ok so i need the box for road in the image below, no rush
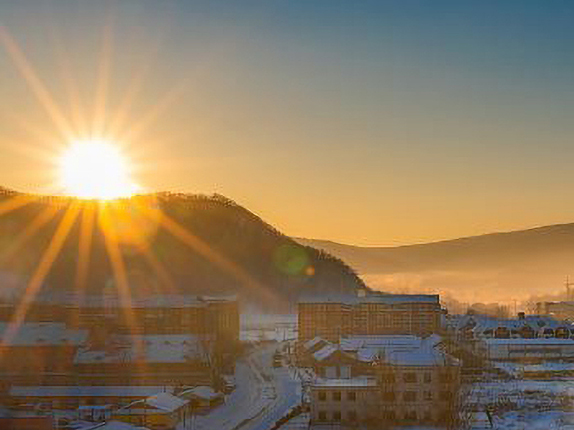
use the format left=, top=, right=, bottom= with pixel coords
left=179, top=342, right=301, bottom=430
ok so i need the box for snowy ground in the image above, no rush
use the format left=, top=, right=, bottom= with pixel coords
left=468, top=377, right=574, bottom=429
left=493, top=361, right=574, bottom=378
left=178, top=341, right=302, bottom=430
left=240, top=314, right=297, bottom=343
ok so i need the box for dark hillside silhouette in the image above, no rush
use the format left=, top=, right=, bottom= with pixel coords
left=0, top=188, right=365, bottom=309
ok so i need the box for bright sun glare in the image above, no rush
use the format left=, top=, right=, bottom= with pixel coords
left=59, top=139, right=139, bottom=200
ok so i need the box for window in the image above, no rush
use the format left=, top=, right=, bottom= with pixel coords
left=424, top=391, right=433, bottom=401
left=333, top=411, right=341, bottom=421
left=318, top=411, right=327, bottom=421
left=403, top=391, right=417, bottom=402
left=424, top=372, right=432, bottom=383
left=318, top=392, right=327, bottom=401
left=348, top=410, right=357, bottom=421
left=381, top=391, right=395, bottom=401
left=380, top=372, right=395, bottom=383
left=347, top=391, right=356, bottom=401
left=439, top=372, right=452, bottom=383
left=333, top=391, right=342, bottom=401
left=404, top=410, right=418, bottom=420
left=403, top=372, right=417, bottom=383
left=383, top=411, right=396, bottom=420
left=440, top=391, right=453, bottom=401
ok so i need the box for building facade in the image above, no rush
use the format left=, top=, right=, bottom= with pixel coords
left=299, top=293, right=442, bottom=343
left=308, top=334, right=461, bottom=427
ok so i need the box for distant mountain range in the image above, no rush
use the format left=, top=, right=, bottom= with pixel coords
left=297, top=224, right=574, bottom=303
left=0, top=188, right=364, bottom=310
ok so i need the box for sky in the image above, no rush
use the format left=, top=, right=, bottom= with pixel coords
left=1, top=0, right=574, bottom=246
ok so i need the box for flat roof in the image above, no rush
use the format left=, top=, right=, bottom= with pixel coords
left=0, top=323, right=88, bottom=346
left=299, top=293, right=439, bottom=305
left=484, top=338, right=574, bottom=345
left=9, top=386, right=172, bottom=397
left=74, top=334, right=205, bottom=364
left=313, top=378, right=377, bottom=388
left=28, top=293, right=237, bottom=308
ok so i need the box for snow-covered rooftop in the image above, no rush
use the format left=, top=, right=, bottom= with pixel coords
left=299, top=293, right=439, bottom=305
left=455, top=314, right=570, bottom=335
left=313, top=344, right=339, bottom=361
left=144, top=392, right=188, bottom=412
left=313, top=377, right=377, bottom=388
left=340, top=334, right=454, bottom=367
left=385, top=345, right=455, bottom=367
left=181, top=386, right=222, bottom=401
left=340, top=335, right=422, bottom=352
left=303, top=336, right=326, bottom=351
left=483, top=338, right=574, bottom=345
left=31, top=293, right=236, bottom=308
left=74, top=334, right=206, bottom=364
left=9, top=386, right=172, bottom=397
left=0, top=322, right=88, bottom=346
left=83, top=421, right=150, bottom=430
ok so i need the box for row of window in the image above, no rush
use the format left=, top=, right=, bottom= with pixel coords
left=317, top=410, right=357, bottom=422
left=318, top=391, right=356, bottom=402
left=318, top=389, right=453, bottom=403
left=317, top=409, right=440, bottom=422
left=381, top=410, right=434, bottom=421
left=379, top=372, right=454, bottom=383
left=381, top=390, right=452, bottom=401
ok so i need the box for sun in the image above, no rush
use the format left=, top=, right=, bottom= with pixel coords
left=58, top=139, right=139, bottom=200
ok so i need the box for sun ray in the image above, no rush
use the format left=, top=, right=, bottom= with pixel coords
left=0, top=26, right=75, bottom=141
left=111, top=199, right=177, bottom=293
left=98, top=204, right=148, bottom=374
left=0, top=203, right=80, bottom=350
left=98, top=204, right=141, bottom=338
left=138, top=203, right=276, bottom=303
left=0, top=204, right=60, bottom=265
left=106, top=202, right=177, bottom=295
left=74, top=202, right=96, bottom=292
left=119, top=81, right=187, bottom=147
left=0, top=193, right=37, bottom=218
left=0, top=110, right=65, bottom=160
left=92, top=10, right=115, bottom=136
left=48, top=25, right=89, bottom=138
left=105, top=34, right=165, bottom=140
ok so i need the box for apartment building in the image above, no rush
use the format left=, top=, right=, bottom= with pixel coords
left=299, top=292, right=442, bottom=343
left=0, top=294, right=239, bottom=364
left=0, top=323, right=88, bottom=389
left=450, top=314, right=574, bottom=362
left=536, top=301, right=574, bottom=322
left=1, top=294, right=238, bottom=336
left=375, top=349, right=460, bottom=424
left=73, top=334, right=211, bottom=386
left=309, top=335, right=461, bottom=426
left=310, top=378, right=379, bottom=425
left=8, top=386, right=170, bottom=410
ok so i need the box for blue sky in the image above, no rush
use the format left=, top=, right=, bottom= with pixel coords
left=1, top=1, right=574, bottom=245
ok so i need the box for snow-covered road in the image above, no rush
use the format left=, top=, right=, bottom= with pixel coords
left=240, top=363, right=302, bottom=430
left=179, top=342, right=301, bottom=430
